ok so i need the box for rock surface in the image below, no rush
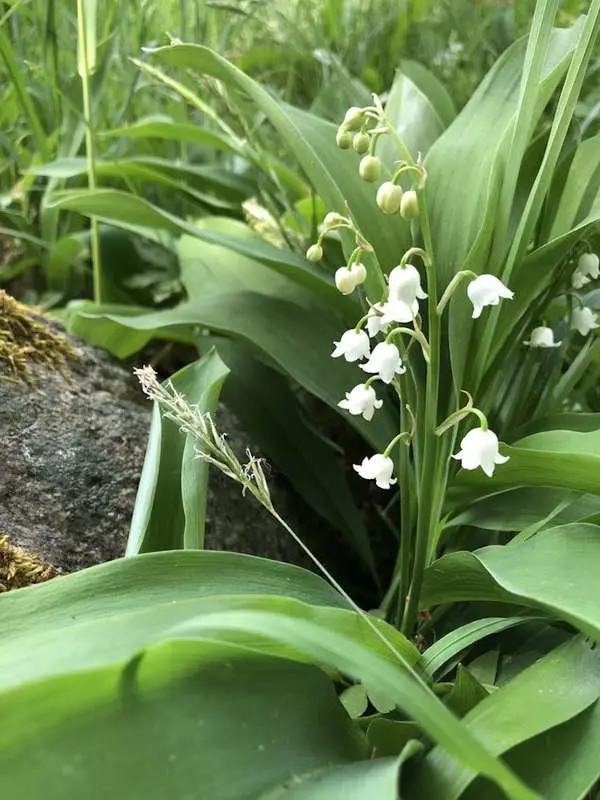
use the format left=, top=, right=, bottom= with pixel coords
left=0, top=314, right=312, bottom=573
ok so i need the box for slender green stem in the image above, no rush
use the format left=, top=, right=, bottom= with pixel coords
left=76, top=0, right=102, bottom=303
left=402, top=193, right=441, bottom=636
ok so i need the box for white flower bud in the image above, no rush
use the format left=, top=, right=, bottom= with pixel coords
left=350, top=262, right=367, bottom=286
left=359, top=155, right=382, bottom=183
left=306, top=244, right=323, bottom=262
left=376, top=182, right=403, bottom=214
left=352, top=132, right=370, bottom=155
left=400, top=190, right=419, bottom=220
left=336, top=128, right=353, bottom=149
left=343, top=106, right=365, bottom=131
left=335, top=267, right=357, bottom=295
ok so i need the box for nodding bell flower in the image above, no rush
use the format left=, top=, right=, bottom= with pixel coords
left=338, top=383, right=383, bottom=421
left=366, top=308, right=388, bottom=338
left=523, top=326, right=561, bottom=348
left=378, top=263, right=427, bottom=323
left=571, top=306, right=599, bottom=337
left=572, top=269, right=591, bottom=290
left=360, top=342, right=406, bottom=384
left=353, top=453, right=397, bottom=489
left=400, top=190, right=419, bottom=220
left=578, top=252, right=600, bottom=280
left=359, top=155, right=382, bottom=183
left=331, top=329, right=370, bottom=362
left=452, top=427, right=509, bottom=478
left=323, top=211, right=348, bottom=229
left=376, top=182, right=403, bottom=214
left=467, top=274, right=514, bottom=319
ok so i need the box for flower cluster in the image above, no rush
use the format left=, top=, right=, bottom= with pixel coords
left=523, top=251, right=600, bottom=347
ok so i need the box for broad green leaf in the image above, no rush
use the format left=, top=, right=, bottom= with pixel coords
left=101, top=116, right=238, bottom=152
left=378, top=66, right=447, bottom=169
left=365, top=719, right=422, bottom=758
left=259, top=748, right=419, bottom=799
left=462, top=701, right=600, bottom=800
left=148, top=44, right=410, bottom=288
left=127, top=350, right=229, bottom=554
left=447, top=487, right=600, bottom=532
left=422, top=524, right=600, bottom=641
left=0, top=550, right=352, bottom=693
left=0, top=640, right=366, bottom=800
left=407, top=636, right=600, bottom=799
left=422, top=618, right=539, bottom=679
left=448, top=430, right=600, bottom=508
left=80, top=292, right=397, bottom=451
left=445, top=665, right=489, bottom=718
left=399, top=59, right=456, bottom=129
left=48, top=190, right=347, bottom=313
left=159, top=600, right=538, bottom=800
left=549, top=131, right=600, bottom=237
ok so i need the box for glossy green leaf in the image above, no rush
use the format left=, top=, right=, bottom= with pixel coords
left=462, top=701, right=600, bottom=800
left=127, top=350, right=229, bottom=554
left=80, top=292, right=397, bottom=451
left=260, top=748, right=420, bottom=799
left=0, top=550, right=352, bottom=694
left=550, top=131, right=600, bottom=237
left=448, top=430, right=600, bottom=509
left=0, top=640, right=366, bottom=800
left=48, top=190, right=347, bottom=312
left=445, top=665, right=489, bottom=718
left=101, top=116, right=238, bottom=152
left=422, top=524, right=600, bottom=641
left=407, top=636, right=600, bottom=799
left=422, top=618, right=539, bottom=679
left=148, top=43, right=410, bottom=286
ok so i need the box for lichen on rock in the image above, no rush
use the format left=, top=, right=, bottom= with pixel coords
left=0, top=290, right=79, bottom=387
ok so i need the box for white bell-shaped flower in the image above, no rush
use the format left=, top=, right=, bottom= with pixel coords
left=578, top=252, right=600, bottom=280
left=335, top=267, right=357, bottom=295
left=331, top=329, right=370, bottom=362
left=452, top=427, right=509, bottom=478
left=467, top=275, right=514, bottom=319
left=360, top=342, right=406, bottom=384
left=571, top=306, right=599, bottom=336
left=366, top=308, right=388, bottom=338
left=338, top=383, right=383, bottom=421
left=523, top=326, right=561, bottom=348
left=572, top=268, right=591, bottom=290
left=353, top=453, right=397, bottom=489
left=378, top=263, right=427, bottom=323
left=350, top=262, right=367, bottom=286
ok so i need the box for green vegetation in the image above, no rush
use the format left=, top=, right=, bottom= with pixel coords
left=1, top=1, right=600, bottom=798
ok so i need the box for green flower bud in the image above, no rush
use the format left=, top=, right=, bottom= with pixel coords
left=336, top=127, right=353, bottom=149
left=400, top=189, right=419, bottom=220
left=359, top=155, right=382, bottom=183
left=343, top=106, right=364, bottom=132
left=376, top=181, right=403, bottom=214
left=306, top=244, right=323, bottom=262
left=323, top=211, right=347, bottom=228
left=352, top=132, right=370, bottom=155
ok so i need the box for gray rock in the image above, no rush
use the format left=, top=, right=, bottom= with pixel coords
left=0, top=315, right=311, bottom=573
